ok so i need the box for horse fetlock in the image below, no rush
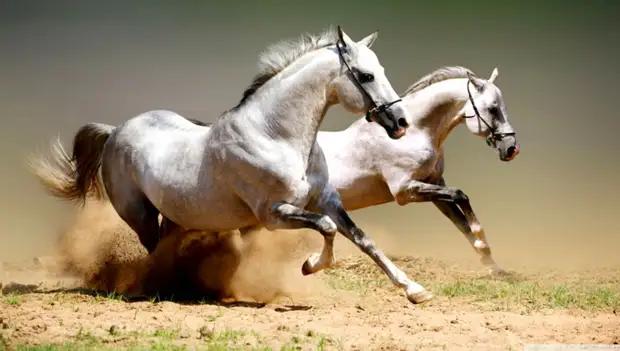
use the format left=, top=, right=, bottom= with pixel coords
left=474, top=239, right=488, bottom=249
left=471, top=225, right=489, bottom=249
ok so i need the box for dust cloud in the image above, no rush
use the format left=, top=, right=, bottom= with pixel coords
left=44, top=200, right=327, bottom=303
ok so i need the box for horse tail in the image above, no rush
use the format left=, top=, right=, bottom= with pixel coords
left=28, top=123, right=115, bottom=205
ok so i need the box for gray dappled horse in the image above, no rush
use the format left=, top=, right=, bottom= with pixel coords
left=31, top=27, right=441, bottom=304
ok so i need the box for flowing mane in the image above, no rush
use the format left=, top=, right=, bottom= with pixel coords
left=402, top=66, right=475, bottom=97
left=231, top=27, right=340, bottom=110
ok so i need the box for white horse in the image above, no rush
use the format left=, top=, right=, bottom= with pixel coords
left=31, top=26, right=439, bottom=304
left=318, top=66, right=519, bottom=276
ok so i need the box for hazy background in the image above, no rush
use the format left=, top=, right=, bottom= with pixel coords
left=1, top=0, right=619, bottom=268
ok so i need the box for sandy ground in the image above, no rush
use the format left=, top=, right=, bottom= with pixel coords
left=1, top=201, right=619, bottom=350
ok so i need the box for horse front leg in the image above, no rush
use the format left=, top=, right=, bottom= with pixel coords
left=392, top=177, right=503, bottom=275
left=265, top=201, right=337, bottom=275
left=311, top=184, right=433, bottom=304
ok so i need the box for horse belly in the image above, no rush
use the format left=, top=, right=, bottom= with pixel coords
left=337, top=175, right=394, bottom=211
left=139, top=153, right=257, bottom=231
left=156, top=183, right=258, bottom=231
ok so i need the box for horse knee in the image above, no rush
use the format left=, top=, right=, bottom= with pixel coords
left=453, top=189, right=469, bottom=203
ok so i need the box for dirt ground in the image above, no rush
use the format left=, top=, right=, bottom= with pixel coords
left=1, top=201, right=619, bottom=350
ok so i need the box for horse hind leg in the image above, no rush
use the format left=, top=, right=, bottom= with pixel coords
left=111, top=191, right=161, bottom=254
left=432, top=200, right=503, bottom=275
left=159, top=216, right=181, bottom=239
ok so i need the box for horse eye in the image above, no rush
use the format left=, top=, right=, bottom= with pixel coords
left=488, top=106, right=499, bottom=116
left=358, top=72, right=375, bottom=84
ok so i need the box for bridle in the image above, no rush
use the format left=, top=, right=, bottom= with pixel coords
left=335, top=40, right=402, bottom=123
left=464, top=79, right=515, bottom=148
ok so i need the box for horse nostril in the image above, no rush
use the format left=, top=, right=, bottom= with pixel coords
left=397, top=118, right=408, bottom=128
left=506, top=146, right=516, bottom=157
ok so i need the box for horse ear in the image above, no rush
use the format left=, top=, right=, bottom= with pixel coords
left=488, top=67, right=499, bottom=83
left=337, top=25, right=354, bottom=49
left=357, top=31, right=378, bottom=48
left=467, top=71, right=485, bottom=91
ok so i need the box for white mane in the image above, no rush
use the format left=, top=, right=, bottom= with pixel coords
left=402, top=66, right=475, bottom=97
left=232, top=27, right=339, bottom=109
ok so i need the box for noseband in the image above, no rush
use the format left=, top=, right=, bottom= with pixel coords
left=335, top=41, right=402, bottom=123
left=465, top=80, right=515, bottom=148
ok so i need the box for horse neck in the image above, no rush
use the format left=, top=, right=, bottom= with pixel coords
left=248, top=49, right=339, bottom=156
left=404, top=78, right=471, bottom=148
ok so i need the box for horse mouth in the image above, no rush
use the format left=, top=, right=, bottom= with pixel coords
left=387, top=126, right=406, bottom=140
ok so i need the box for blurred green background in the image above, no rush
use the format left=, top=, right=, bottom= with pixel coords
left=1, top=0, right=618, bottom=267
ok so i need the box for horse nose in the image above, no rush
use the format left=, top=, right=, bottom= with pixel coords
left=506, top=145, right=519, bottom=159
left=507, top=146, right=516, bottom=157
left=397, top=118, right=409, bottom=129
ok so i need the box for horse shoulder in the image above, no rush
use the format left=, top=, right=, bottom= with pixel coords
left=210, top=127, right=312, bottom=205
left=387, top=133, right=437, bottom=173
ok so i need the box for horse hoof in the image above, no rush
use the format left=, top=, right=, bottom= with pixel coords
left=301, top=260, right=313, bottom=276
left=407, top=290, right=434, bottom=304
left=301, top=253, right=323, bottom=276
left=490, top=268, right=511, bottom=278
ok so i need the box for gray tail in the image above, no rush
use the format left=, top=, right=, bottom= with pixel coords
left=27, top=123, right=115, bottom=204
